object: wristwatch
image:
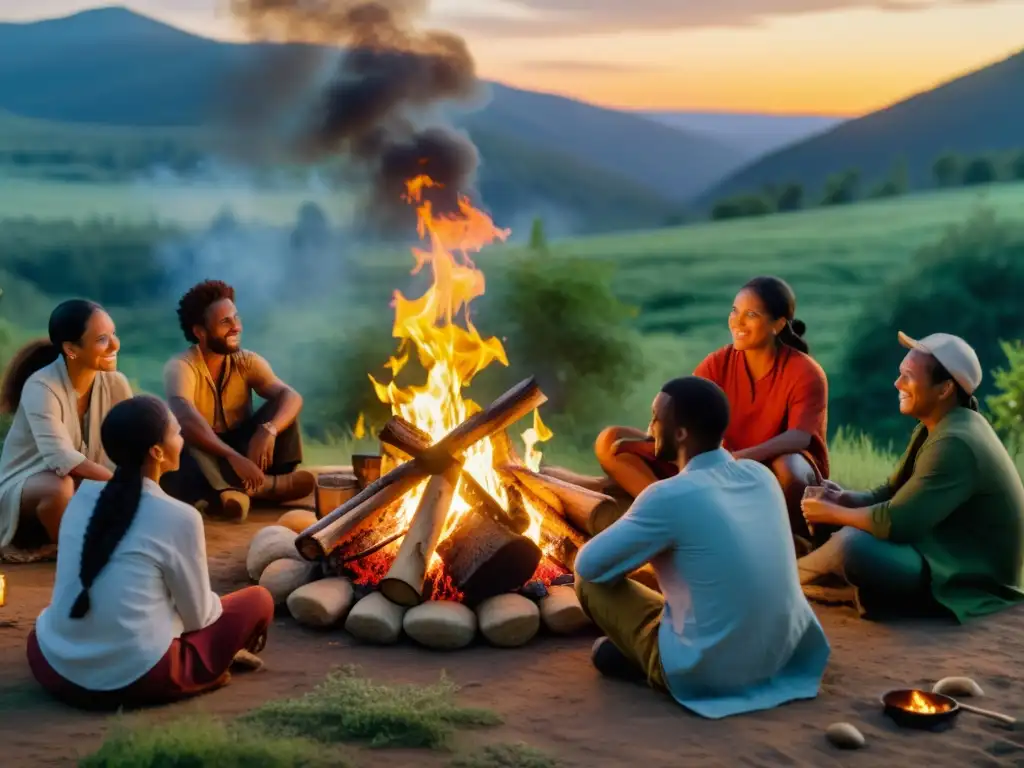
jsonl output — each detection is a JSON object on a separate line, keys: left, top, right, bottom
{"left": 260, "top": 422, "right": 279, "bottom": 437}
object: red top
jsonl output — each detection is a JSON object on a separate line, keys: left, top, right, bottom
{"left": 694, "top": 344, "right": 830, "bottom": 479}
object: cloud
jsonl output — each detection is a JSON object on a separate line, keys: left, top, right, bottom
{"left": 444, "top": 0, "right": 993, "bottom": 38}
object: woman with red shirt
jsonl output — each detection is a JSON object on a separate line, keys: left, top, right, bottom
{"left": 596, "top": 276, "right": 829, "bottom": 547}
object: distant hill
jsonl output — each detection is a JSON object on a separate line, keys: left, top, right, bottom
{"left": 643, "top": 111, "right": 842, "bottom": 162}
{"left": 0, "top": 6, "right": 743, "bottom": 205}
{"left": 695, "top": 48, "right": 1024, "bottom": 207}
{"left": 0, "top": 109, "right": 684, "bottom": 234}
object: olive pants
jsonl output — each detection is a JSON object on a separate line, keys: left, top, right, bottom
{"left": 575, "top": 576, "right": 669, "bottom": 692}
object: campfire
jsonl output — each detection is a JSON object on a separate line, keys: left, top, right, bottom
{"left": 247, "top": 176, "right": 622, "bottom": 649}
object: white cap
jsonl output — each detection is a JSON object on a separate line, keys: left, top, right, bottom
{"left": 898, "top": 331, "right": 982, "bottom": 395}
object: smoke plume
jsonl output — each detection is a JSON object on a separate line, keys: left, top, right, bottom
{"left": 228, "top": 0, "right": 482, "bottom": 230}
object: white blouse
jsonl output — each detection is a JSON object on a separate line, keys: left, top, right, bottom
{"left": 34, "top": 478, "right": 223, "bottom": 691}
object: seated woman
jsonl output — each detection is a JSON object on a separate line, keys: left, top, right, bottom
{"left": 27, "top": 395, "right": 274, "bottom": 710}
{"left": 0, "top": 300, "right": 132, "bottom": 562}
{"left": 596, "top": 276, "right": 829, "bottom": 548}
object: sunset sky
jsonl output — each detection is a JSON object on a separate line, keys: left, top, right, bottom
{"left": 3, "top": 0, "right": 1023, "bottom": 115}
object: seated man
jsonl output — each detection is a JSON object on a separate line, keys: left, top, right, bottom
{"left": 162, "top": 280, "right": 315, "bottom": 519}
{"left": 799, "top": 332, "right": 1024, "bottom": 622}
{"left": 574, "top": 376, "right": 830, "bottom": 719}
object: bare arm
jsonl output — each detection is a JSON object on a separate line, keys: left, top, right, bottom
{"left": 69, "top": 460, "right": 114, "bottom": 481}
{"left": 247, "top": 354, "right": 303, "bottom": 432}
{"left": 734, "top": 429, "right": 811, "bottom": 463}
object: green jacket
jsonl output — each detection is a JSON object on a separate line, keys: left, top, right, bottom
{"left": 866, "top": 408, "right": 1024, "bottom": 623}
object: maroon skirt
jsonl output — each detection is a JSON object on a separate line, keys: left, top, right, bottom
{"left": 27, "top": 586, "right": 274, "bottom": 711}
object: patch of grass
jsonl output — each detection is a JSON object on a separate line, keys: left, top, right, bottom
{"left": 240, "top": 665, "right": 502, "bottom": 750}
{"left": 450, "top": 743, "right": 560, "bottom": 768}
{"left": 78, "top": 717, "right": 338, "bottom": 768}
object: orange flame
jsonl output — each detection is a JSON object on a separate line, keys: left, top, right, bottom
{"left": 906, "top": 691, "right": 943, "bottom": 714}
{"left": 368, "top": 175, "right": 553, "bottom": 566}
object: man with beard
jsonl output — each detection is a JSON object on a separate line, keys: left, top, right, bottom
{"left": 161, "top": 280, "right": 315, "bottom": 519}
{"left": 574, "top": 376, "right": 829, "bottom": 718}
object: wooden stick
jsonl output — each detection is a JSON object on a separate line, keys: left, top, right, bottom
{"left": 297, "top": 377, "right": 546, "bottom": 559}
{"left": 379, "top": 416, "right": 530, "bottom": 534}
{"left": 504, "top": 474, "right": 586, "bottom": 572}
{"left": 378, "top": 469, "right": 458, "bottom": 607}
{"left": 295, "top": 461, "right": 425, "bottom": 561}
{"left": 501, "top": 465, "right": 620, "bottom": 536}
{"left": 958, "top": 702, "right": 1017, "bottom": 725}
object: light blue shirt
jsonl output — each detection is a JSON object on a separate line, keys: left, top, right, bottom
{"left": 575, "top": 448, "right": 830, "bottom": 718}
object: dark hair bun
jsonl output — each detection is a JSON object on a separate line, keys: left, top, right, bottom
{"left": 791, "top": 319, "right": 807, "bottom": 337}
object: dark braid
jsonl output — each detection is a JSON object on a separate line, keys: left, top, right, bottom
{"left": 70, "top": 395, "right": 171, "bottom": 620}
{"left": 742, "top": 276, "right": 810, "bottom": 354}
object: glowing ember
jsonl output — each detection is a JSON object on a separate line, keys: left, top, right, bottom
{"left": 365, "top": 175, "right": 555, "bottom": 580}
{"left": 905, "top": 691, "right": 944, "bottom": 714}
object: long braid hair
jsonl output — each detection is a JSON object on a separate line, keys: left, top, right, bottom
{"left": 741, "top": 276, "right": 810, "bottom": 355}
{"left": 69, "top": 395, "right": 171, "bottom": 620}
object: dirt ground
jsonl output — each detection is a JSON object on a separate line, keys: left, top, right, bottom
{"left": 3, "top": 506, "right": 1024, "bottom": 768}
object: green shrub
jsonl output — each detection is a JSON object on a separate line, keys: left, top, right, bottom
{"left": 832, "top": 208, "right": 1024, "bottom": 445}
{"left": 986, "top": 339, "right": 1024, "bottom": 454}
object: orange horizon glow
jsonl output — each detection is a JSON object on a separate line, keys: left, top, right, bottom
{"left": 5, "top": 1, "right": 1024, "bottom": 118}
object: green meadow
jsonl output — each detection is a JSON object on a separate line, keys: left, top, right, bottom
{"left": 4, "top": 177, "right": 1024, "bottom": 488}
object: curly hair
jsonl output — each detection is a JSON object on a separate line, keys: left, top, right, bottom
{"left": 177, "top": 280, "right": 235, "bottom": 344}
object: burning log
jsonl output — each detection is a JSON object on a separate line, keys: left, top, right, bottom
{"left": 297, "top": 377, "right": 546, "bottom": 560}
{"left": 379, "top": 416, "right": 531, "bottom": 534}
{"left": 436, "top": 508, "right": 543, "bottom": 608}
{"left": 379, "top": 469, "right": 459, "bottom": 607}
{"left": 500, "top": 465, "right": 619, "bottom": 537}
{"left": 295, "top": 466, "right": 419, "bottom": 560}
{"left": 503, "top": 474, "right": 586, "bottom": 572}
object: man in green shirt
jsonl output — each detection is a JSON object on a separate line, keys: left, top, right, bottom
{"left": 798, "top": 331, "right": 1024, "bottom": 622}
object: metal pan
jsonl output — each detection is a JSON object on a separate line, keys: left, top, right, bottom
{"left": 881, "top": 689, "right": 960, "bottom": 730}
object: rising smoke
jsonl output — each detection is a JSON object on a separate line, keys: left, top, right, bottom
{"left": 227, "top": 0, "right": 483, "bottom": 231}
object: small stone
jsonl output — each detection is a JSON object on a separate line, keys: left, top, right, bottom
{"left": 403, "top": 601, "right": 477, "bottom": 650}
{"left": 345, "top": 592, "right": 406, "bottom": 644}
{"left": 933, "top": 676, "right": 984, "bottom": 698}
{"left": 259, "top": 559, "right": 317, "bottom": 605}
{"left": 246, "top": 525, "right": 302, "bottom": 582}
{"left": 519, "top": 581, "right": 548, "bottom": 601}
{"left": 276, "top": 508, "right": 318, "bottom": 534}
{"left": 287, "top": 577, "right": 355, "bottom": 627}
{"left": 550, "top": 573, "right": 575, "bottom": 587}
{"left": 825, "top": 722, "right": 865, "bottom": 750}
{"left": 477, "top": 593, "right": 541, "bottom": 647}
{"left": 539, "top": 585, "right": 591, "bottom": 635}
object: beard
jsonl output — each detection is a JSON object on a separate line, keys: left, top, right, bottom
{"left": 654, "top": 433, "right": 678, "bottom": 463}
{"left": 207, "top": 335, "right": 239, "bottom": 355}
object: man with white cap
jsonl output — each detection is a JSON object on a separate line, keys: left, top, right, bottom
{"left": 797, "top": 331, "right": 1024, "bottom": 622}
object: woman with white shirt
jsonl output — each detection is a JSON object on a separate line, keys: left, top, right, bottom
{"left": 0, "top": 299, "right": 131, "bottom": 561}
{"left": 27, "top": 394, "right": 274, "bottom": 710}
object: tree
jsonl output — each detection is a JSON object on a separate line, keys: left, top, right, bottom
{"left": 821, "top": 169, "right": 860, "bottom": 206}
{"left": 711, "top": 194, "right": 772, "bottom": 221}
{"left": 962, "top": 157, "right": 997, "bottom": 186}
{"left": 932, "top": 153, "right": 962, "bottom": 188}
{"left": 529, "top": 217, "right": 548, "bottom": 252}
{"left": 776, "top": 183, "right": 804, "bottom": 213}
{"left": 986, "top": 340, "right": 1024, "bottom": 455}
{"left": 831, "top": 208, "right": 1024, "bottom": 445}
{"left": 1011, "top": 151, "right": 1024, "bottom": 181}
